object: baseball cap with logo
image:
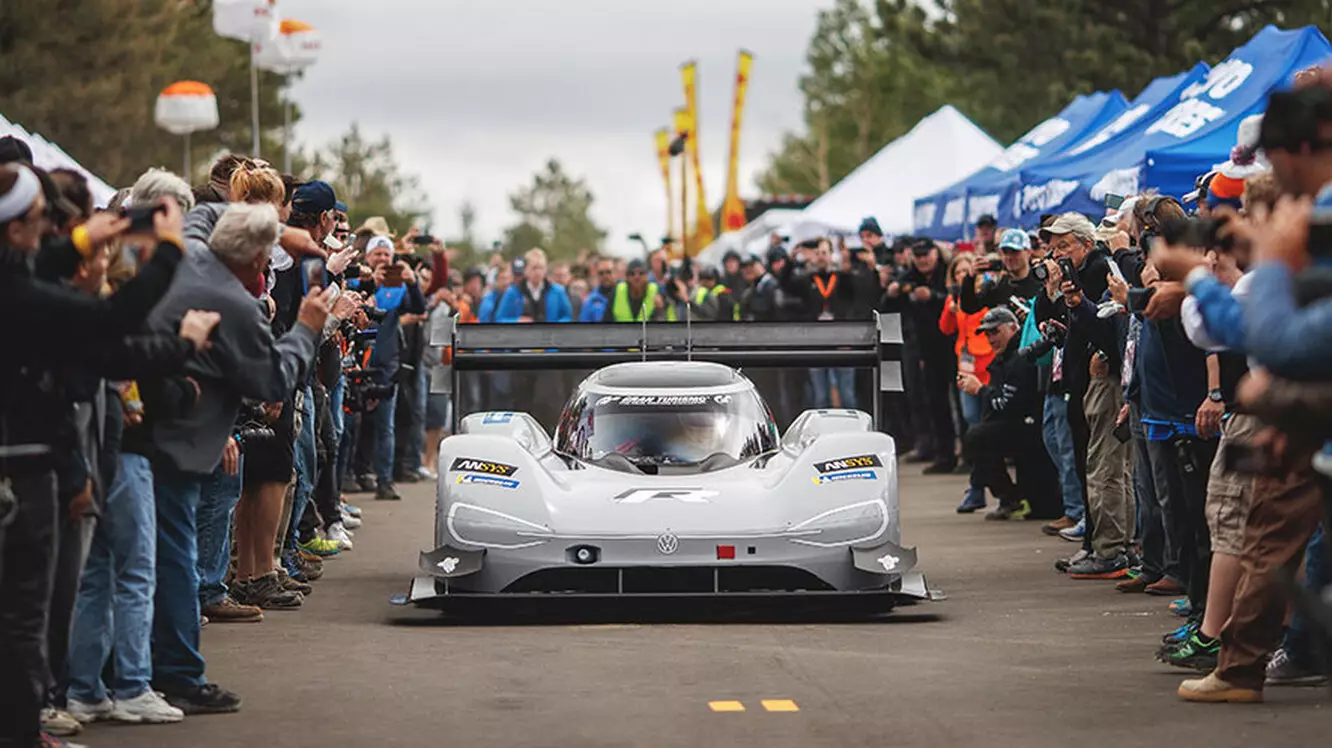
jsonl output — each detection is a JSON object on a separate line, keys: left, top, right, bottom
{"left": 997, "top": 228, "right": 1031, "bottom": 252}
{"left": 292, "top": 180, "right": 336, "bottom": 215}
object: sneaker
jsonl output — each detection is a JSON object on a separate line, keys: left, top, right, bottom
{"left": 291, "top": 550, "right": 324, "bottom": 581}
{"left": 1162, "top": 618, "right": 1200, "bottom": 646}
{"left": 375, "top": 483, "right": 402, "bottom": 501}
{"left": 298, "top": 536, "right": 342, "bottom": 557}
{"left": 297, "top": 547, "right": 329, "bottom": 566}
{"left": 327, "top": 522, "right": 354, "bottom": 551}
{"left": 352, "top": 474, "right": 377, "bottom": 493}
{"left": 956, "top": 488, "right": 986, "bottom": 514}
{"left": 341, "top": 501, "right": 362, "bottom": 518}
{"left": 41, "top": 708, "right": 82, "bottom": 736}
{"left": 1041, "top": 516, "right": 1077, "bottom": 536}
{"left": 922, "top": 460, "right": 957, "bottom": 476}
{"left": 39, "top": 733, "right": 88, "bottom": 748}
{"left": 340, "top": 510, "right": 363, "bottom": 529}
{"left": 1067, "top": 553, "right": 1130, "bottom": 580}
{"left": 1058, "top": 518, "right": 1086, "bottom": 542}
{"left": 395, "top": 471, "right": 422, "bottom": 484}
{"left": 1054, "top": 548, "right": 1092, "bottom": 573}
{"left": 1177, "top": 672, "right": 1263, "bottom": 703}
{"left": 108, "top": 690, "right": 185, "bottom": 724}
{"left": 1159, "top": 632, "right": 1220, "bottom": 671}
{"left": 1145, "top": 577, "right": 1185, "bottom": 596}
{"left": 64, "top": 697, "right": 113, "bottom": 725}
{"left": 276, "top": 567, "right": 313, "bottom": 596}
{"left": 201, "top": 596, "right": 263, "bottom": 623}
{"left": 418, "top": 466, "right": 438, "bottom": 481}
{"left": 1266, "top": 648, "right": 1330, "bottom": 687}
{"left": 985, "top": 498, "right": 1031, "bottom": 521}
{"left": 1169, "top": 598, "right": 1193, "bottom": 617}
{"left": 157, "top": 682, "right": 242, "bottom": 715}
{"left": 234, "top": 574, "right": 303, "bottom": 610}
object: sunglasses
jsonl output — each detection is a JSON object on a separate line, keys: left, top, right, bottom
{"left": 628, "top": 270, "right": 646, "bottom": 277}
{"left": 597, "top": 268, "right": 614, "bottom": 275}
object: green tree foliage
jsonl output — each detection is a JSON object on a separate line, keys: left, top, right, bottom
{"left": 0, "top": 0, "right": 296, "bottom": 186}
{"left": 503, "top": 159, "right": 607, "bottom": 261}
{"left": 761, "top": 0, "right": 1332, "bottom": 196}
{"left": 302, "top": 124, "right": 431, "bottom": 234}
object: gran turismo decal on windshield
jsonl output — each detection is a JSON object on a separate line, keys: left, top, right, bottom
{"left": 596, "top": 394, "right": 729, "bottom": 407}
{"left": 813, "top": 454, "right": 883, "bottom": 474}
{"left": 613, "top": 488, "right": 718, "bottom": 503}
{"left": 450, "top": 457, "right": 519, "bottom": 477}
{"left": 457, "top": 474, "right": 520, "bottom": 489}
{"left": 813, "top": 469, "right": 878, "bottom": 485}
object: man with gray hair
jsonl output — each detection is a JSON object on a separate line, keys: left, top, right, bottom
{"left": 140, "top": 202, "right": 337, "bottom": 715}
{"left": 129, "top": 167, "right": 196, "bottom": 213}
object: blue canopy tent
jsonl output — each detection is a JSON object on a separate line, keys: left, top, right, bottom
{"left": 913, "top": 91, "right": 1128, "bottom": 240}
{"left": 1017, "top": 25, "right": 1331, "bottom": 227}
{"left": 1147, "top": 26, "right": 1332, "bottom": 198}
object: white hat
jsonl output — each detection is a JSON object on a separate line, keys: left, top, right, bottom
{"left": 1214, "top": 114, "right": 1269, "bottom": 179}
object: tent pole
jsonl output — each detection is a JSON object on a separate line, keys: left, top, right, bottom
{"left": 250, "top": 46, "right": 261, "bottom": 157}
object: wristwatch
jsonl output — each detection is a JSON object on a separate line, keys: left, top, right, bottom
{"left": 1207, "top": 388, "right": 1224, "bottom": 403}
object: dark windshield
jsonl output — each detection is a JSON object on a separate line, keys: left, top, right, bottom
{"left": 555, "top": 389, "right": 778, "bottom": 469}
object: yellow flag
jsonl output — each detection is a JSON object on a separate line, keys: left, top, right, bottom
{"left": 654, "top": 128, "right": 673, "bottom": 243}
{"left": 673, "top": 106, "right": 693, "bottom": 254}
{"left": 721, "top": 50, "right": 753, "bottom": 233}
{"left": 681, "top": 61, "right": 713, "bottom": 253}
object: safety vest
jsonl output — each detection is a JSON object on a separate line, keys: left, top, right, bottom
{"left": 612, "top": 281, "right": 658, "bottom": 322}
{"left": 692, "top": 284, "right": 740, "bottom": 321}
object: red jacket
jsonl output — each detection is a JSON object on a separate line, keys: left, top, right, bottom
{"left": 938, "top": 296, "right": 994, "bottom": 384}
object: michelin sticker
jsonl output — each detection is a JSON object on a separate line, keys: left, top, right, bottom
{"left": 482, "top": 412, "right": 515, "bottom": 424}
{"left": 813, "top": 469, "right": 877, "bottom": 485}
{"left": 457, "top": 474, "right": 521, "bottom": 489}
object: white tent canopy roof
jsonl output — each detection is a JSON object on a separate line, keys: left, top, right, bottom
{"left": 695, "top": 208, "right": 811, "bottom": 266}
{"left": 798, "top": 105, "right": 1002, "bottom": 236}
{"left": 0, "top": 114, "right": 118, "bottom": 208}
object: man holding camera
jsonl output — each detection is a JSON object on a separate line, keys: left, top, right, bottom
{"left": 957, "top": 308, "right": 1044, "bottom": 516}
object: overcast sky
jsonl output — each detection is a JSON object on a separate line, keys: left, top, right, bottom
{"left": 277, "top": 0, "right": 829, "bottom": 255}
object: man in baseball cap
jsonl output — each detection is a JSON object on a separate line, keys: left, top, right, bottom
{"left": 956, "top": 304, "right": 1047, "bottom": 520}
{"left": 291, "top": 180, "right": 337, "bottom": 215}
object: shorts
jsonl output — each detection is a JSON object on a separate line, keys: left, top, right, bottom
{"left": 426, "top": 393, "right": 451, "bottom": 432}
{"left": 242, "top": 396, "right": 297, "bottom": 485}
{"left": 1205, "top": 413, "right": 1260, "bottom": 556}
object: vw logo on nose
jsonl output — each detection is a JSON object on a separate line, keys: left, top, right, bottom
{"left": 655, "top": 532, "right": 679, "bottom": 555}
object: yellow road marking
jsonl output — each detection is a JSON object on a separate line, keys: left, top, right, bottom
{"left": 708, "top": 701, "right": 746, "bottom": 712}
{"left": 761, "top": 699, "right": 800, "bottom": 712}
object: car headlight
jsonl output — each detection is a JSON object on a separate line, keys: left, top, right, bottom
{"left": 788, "top": 500, "right": 888, "bottom": 548}
{"left": 447, "top": 502, "right": 550, "bottom": 550}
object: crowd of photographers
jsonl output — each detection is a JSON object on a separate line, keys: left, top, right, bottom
{"left": 3, "top": 72, "right": 1331, "bottom": 748}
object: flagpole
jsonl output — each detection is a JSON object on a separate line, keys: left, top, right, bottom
{"left": 183, "top": 131, "right": 191, "bottom": 179}
{"left": 250, "top": 45, "right": 261, "bottom": 157}
{"left": 680, "top": 141, "right": 688, "bottom": 257}
{"left": 283, "top": 91, "right": 292, "bottom": 172}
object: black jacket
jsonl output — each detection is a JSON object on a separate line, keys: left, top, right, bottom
{"left": 740, "top": 274, "right": 780, "bottom": 321}
{"left": 1035, "top": 245, "right": 1113, "bottom": 399}
{"left": 882, "top": 262, "right": 951, "bottom": 358}
{"left": 960, "top": 271, "right": 1043, "bottom": 314}
{"left": 780, "top": 262, "right": 878, "bottom": 321}
{"left": 979, "top": 333, "right": 1041, "bottom": 425}
{"left": 0, "top": 240, "right": 183, "bottom": 471}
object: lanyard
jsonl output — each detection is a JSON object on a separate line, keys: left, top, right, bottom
{"left": 813, "top": 273, "right": 837, "bottom": 308}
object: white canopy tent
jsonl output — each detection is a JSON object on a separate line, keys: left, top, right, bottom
{"left": 0, "top": 114, "right": 118, "bottom": 207}
{"left": 695, "top": 208, "right": 815, "bottom": 267}
{"left": 797, "top": 105, "right": 1002, "bottom": 236}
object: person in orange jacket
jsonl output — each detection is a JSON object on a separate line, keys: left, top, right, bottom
{"left": 939, "top": 253, "right": 996, "bottom": 513}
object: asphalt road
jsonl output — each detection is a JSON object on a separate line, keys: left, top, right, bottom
{"left": 88, "top": 471, "right": 1327, "bottom": 748}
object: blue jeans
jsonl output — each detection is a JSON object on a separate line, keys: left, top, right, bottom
{"left": 289, "top": 385, "right": 317, "bottom": 546}
{"left": 1042, "top": 393, "right": 1084, "bottom": 520}
{"left": 374, "top": 386, "right": 398, "bottom": 485}
{"left": 195, "top": 457, "right": 242, "bottom": 607}
{"left": 402, "top": 364, "right": 429, "bottom": 474}
{"left": 959, "top": 390, "right": 982, "bottom": 426}
{"left": 67, "top": 454, "right": 157, "bottom": 703}
{"left": 151, "top": 462, "right": 206, "bottom": 688}
{"left": 808, "top": 368, "right": 856, "bottom": 410}
{"left": 1284, "top": 524, "right": 1327, "bottom": 667}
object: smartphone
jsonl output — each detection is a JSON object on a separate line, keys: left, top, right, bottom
{"left": 1057, "top": 257, "right": 1080, "bottom": 291}
{"left": 123, "top": 204, "right": 163, "bottom": 233}
{"left": 1112, "top": 418, "right": 1132, "bottom": 444}
{"left": 1126, "top": 286, "right": 1156, "bottom": 313}
{"left": 411, "top": 234, "right": 436, "bottom": 246}
{"left": 381, "top": 264, "right": 405, "bottom": 287}
{"left": 1104, "top": 193, "right": 1125, "bottom": 210}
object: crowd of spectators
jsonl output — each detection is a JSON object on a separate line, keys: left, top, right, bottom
{"left": 2, "top": 68, "right": 1330, "bottom": 748}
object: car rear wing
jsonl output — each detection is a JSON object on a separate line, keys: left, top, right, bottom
{"left": 430, "top": 312, "right": 905, "bottom": 430}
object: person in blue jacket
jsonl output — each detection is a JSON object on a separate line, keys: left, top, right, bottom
{"left": 495, "top": 248, "right": 573, "bottom": 323}
{"left": 579, "top": 256, "right": 617, "bottom": 322}
{"left": 476, "top": 261, "right": 514, "bottom": 323}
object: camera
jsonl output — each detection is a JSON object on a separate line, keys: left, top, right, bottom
{"left": 343, "top": 369, "right": 396, "bottom": 413}
{"left": 1161, "top": 216, "right": 1235, "bottom": 252}
{"left": 1018, "top": 321, "right": 1066, "bottom": 363}
{"left": 1031, "top": 258, "right": 1049, "bottom": 282}
{"left": 1056, "top": 257, "right": 1080, "bottom": 291}
{"left": 121, "top": 203, "right": 165, "bottom": 233}
{"left": 360, "top": 304, "right": 388, "bottom": 323}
